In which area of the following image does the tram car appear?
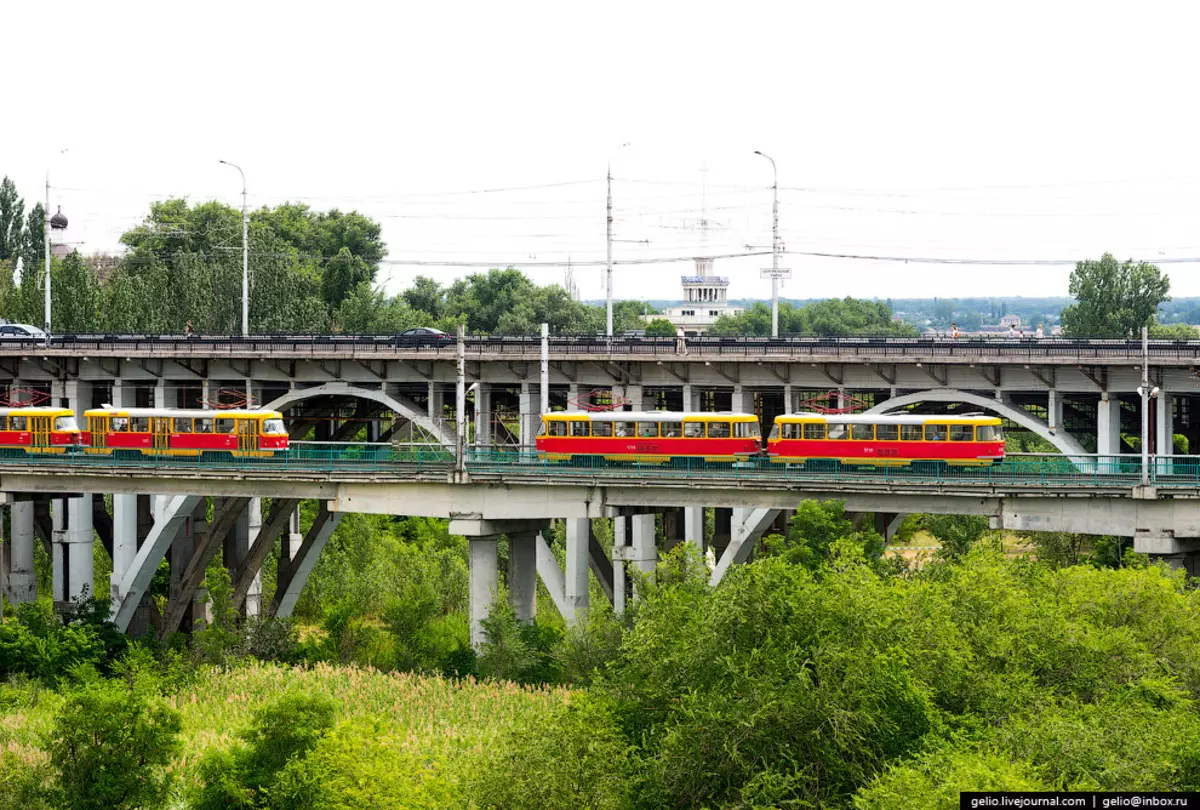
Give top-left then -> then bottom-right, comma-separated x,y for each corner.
0,407 -> 86,453
83,407 -> 289,458
768,414 -> 1004,467
537,411 -> 762,463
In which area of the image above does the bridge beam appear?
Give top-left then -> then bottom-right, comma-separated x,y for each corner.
710,508 -> 782,586
232,498 -> 301,612
112,494 -> 203,633
158,497 -> 249,638
270,503 -> 342,618
3,502 -> 36,604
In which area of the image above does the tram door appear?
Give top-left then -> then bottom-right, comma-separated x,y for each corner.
151,417 -> 171,453
29,416 -> 51,450
88,416 -> 106,450
238,418 -> 258,454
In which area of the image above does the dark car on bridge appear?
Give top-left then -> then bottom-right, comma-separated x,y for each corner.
395,327 -> 453,347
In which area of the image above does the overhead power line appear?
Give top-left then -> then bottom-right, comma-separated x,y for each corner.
787,250 -> 1200,266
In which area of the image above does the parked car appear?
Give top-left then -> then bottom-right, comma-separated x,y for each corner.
395,327 -> 453,347
0,323 -> 47,339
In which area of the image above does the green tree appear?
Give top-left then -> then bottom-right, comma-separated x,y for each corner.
477,592 -> 535,681
321,248 -> 372,310
0,176 -> 25,262
764,499 -> 884,570
401,275 -> 445,319
1061,253 -> 1171,338
1149,321 -> 1198,339
46,679 -> 182,810
926,514 -> 990,561
643,318 -> 677,337
19,202 -> 45,281
52,251 -> 100,332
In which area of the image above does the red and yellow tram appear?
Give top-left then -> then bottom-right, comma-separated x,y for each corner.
768,414 -> 1004,466
0,407 -> 85,453
537,411 -> 761,463
84,408 -> 289,458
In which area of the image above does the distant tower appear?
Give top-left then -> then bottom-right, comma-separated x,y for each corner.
49,207 -> 69,260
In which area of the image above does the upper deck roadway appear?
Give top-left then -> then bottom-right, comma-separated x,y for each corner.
4,333 -> 1200,366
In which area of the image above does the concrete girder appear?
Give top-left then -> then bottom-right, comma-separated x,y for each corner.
864,388 -> 1088,458
709,508 -> 782,586
534,532 -> 571,619
111,494 -> 203,632
265,382 -> 455,448
159,497 -> 250,638
231,498 -> 301,611
270,504 -> 342,618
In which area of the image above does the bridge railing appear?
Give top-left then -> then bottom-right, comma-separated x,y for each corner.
3,445 -> 1199,488
6,333 -> 1200,361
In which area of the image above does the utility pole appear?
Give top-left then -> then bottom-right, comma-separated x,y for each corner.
219,160 -> 249,337
43,172 -> 50,336
1139,325 -> 1150,486
606,143 -> 630,338
754,151 -> 784,338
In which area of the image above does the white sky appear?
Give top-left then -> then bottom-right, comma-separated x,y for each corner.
4,1 -> 1200,303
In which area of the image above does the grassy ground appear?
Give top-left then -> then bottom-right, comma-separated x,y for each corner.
0,661 -> 570,802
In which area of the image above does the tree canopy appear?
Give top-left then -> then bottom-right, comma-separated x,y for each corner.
1060,253 -> 1170,338
708,298 -> 916,337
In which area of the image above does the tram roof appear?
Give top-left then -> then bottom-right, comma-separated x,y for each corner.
546,411 -> 755,422
779,413 -> 1001,424
83,407 -> 282,419
0,407 -> 73,415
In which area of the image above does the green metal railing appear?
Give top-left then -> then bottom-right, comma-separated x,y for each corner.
2,444 -> 1199,489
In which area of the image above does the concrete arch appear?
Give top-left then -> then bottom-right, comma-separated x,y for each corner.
863,388 -> 1087,458
265,383 -> 455,447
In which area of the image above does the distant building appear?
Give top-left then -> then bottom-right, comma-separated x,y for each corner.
649,257 -> 744,336
999,314 -> 1022,329
49,207 -> 70,260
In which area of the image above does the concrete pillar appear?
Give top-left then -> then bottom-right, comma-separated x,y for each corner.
684,507 -> 704,551
1157,393 -> 1175,457
713,507 -> 733,556
783,384 -> 794,415
8,502 -> 35,603
566,384 -> 581,411
624,384 -> 644,412
286,508 -> 303,560
224,499 -> 262,617
732,385 -> 753,414
1047,389 -> 1062,435
508,532 -> 537,623
427,382 -> 445,424
52,504 -> 64,602
153,382 -> 168,523
565,519 -> 590,624
662,508 -> 683,551
54,496 -> 94,604
682,384 -> 698,412
612,516 -> 628,616
111,488 -> 138,605
474,384 -> 491,448
1097,393 -> 1121,457
469,536 -> 499,647
519,382 -> 541,448
631,514 -> 656,578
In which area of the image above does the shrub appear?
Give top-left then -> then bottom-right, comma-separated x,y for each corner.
46,678 -> 182,810
854,747 -> 1049,809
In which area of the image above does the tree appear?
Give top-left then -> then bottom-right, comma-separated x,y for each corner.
47,679 -> 182,810
926,514 -> 989,561
1060,253 -> 1170,338
0,177 -> 24,262
52,251 -> 99,332
644,318 -> 678,337
321,248 -> 372,310
402,275 -> 445,320
20,202 -> 44,275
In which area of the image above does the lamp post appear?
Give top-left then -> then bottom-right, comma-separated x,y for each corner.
606,142 -> 631,338
219,160 -> 249,337
44,148 -> 67,338
753,151 -> 781,338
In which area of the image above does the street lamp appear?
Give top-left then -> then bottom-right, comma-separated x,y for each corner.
606,142 -> 631,338
753,150 -> 781,338
44,148 -> 68,339
219,160 -> 249,337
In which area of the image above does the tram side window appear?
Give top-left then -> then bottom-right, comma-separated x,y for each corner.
9,416 -> 26,430
734,422 -> 757,438
803,423 -> 825,440
132,417 -> 150,432
173,418 -> 193,433
196,418 -> 213,434
662,422 -> 682,438
900,425 -> 923,441
950,425 -> 974,442
925,424 -> 947,442
828,423 -> 848,440
592,421 -> 613,437
547,421 -> 567,437
977,425 -> 1000,441
851,423 -> 874,441
570,421 -> 589,438
683,422 -> 702,438
637,422 -> 659,438
614,422 -> 635,438
111,417 -> 129,433
215,418 -> 234,434
876,424 -> 899,441
707,421 -> 731,438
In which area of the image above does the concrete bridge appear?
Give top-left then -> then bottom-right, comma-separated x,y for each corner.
4,333 -> 1200,644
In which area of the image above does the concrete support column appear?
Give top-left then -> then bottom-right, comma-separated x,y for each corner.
1157,393 -> 1175,457
623,384 -> 644,412
631,514 -> 656,579
564,519 -> 590,624
54,496 -> 94,604
52,505 -> 64,602
474,384 -> 491,448
427,382 -> 445,425
566,384 -> 581,411
111,490 -> 138,606
713,508 -> 732,555
684,507 -> 704,551
1097,393 -> 1120,456
8,502 -> 35,604
285,508 -> 303,560
612,516 -> 628,616
662,508 -> 683,551
682,384 -> 698,412
519,382 -> 541,449
469,536 -> 499,648
783,384 -> 794,414
1047,389 -> 1062,435
508,532 -> 537,623
224,499 -> 262,617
